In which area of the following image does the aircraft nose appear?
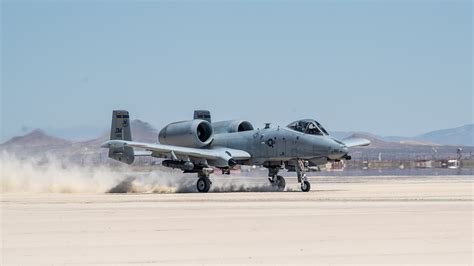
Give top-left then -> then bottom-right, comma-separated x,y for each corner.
333,146 -> 347,156
327,141 -> 348,160
342,145 -> 348,154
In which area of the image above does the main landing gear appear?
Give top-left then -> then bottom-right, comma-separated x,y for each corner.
196,168 -> 213,193
267,167 -> 286,191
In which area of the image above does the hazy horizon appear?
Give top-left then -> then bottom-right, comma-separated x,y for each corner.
2,1 -> 472,142
4,116 -> 473,144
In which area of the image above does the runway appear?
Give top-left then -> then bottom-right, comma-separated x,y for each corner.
1,175 -> 473,265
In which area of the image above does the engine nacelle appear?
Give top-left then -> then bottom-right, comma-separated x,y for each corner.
159,120 -> 214,148
212,120 -> 254,134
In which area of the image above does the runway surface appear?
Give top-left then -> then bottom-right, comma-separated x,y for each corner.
1,175 -> 473,265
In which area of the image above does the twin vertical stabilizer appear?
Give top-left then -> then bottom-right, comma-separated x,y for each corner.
193,110 -> 211,123
108,110 -> 134,164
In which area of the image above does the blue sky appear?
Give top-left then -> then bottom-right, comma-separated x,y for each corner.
1,1 -> 472,141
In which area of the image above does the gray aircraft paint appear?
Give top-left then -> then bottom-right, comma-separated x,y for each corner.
101,110 -> 369,192
211,126 -> 343,165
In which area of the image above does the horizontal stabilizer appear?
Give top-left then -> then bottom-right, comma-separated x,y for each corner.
342,138 -> 371,148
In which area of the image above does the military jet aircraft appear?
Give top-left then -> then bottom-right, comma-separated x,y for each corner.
101,110 -> 370,192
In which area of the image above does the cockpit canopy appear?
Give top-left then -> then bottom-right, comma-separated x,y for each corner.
287,119 -> 329,136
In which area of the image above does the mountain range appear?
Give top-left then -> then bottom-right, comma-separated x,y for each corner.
0,120 -> 158,164
331,124 -> 473,147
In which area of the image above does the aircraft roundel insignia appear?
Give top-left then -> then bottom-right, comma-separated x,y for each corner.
266,138 -> 275,148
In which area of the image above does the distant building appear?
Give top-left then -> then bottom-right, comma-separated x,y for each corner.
415,160 -> 432,168
436,159 -> 460,169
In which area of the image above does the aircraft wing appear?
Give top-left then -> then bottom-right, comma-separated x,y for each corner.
101,140 -> 251,166
341,138 -> 371,148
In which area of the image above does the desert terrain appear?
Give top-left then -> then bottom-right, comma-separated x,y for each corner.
1,175 -> 473,265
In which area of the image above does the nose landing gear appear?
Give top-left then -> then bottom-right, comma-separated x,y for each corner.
301,180 -> 311,192
296,160 -> 311,192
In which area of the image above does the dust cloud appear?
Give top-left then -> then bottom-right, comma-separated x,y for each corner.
0,152 -> 123,193
0,152 -> 285,193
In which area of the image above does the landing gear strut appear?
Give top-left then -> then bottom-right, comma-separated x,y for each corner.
196,168 -> 212,193
267,167 -> 286,191
296,160 -> 311,192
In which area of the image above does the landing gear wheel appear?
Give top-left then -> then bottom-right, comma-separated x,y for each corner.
301,180 -> 311,192
197,177 -> 211,193
274,175 -> 286,191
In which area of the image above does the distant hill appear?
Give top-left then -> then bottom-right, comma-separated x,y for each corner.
342,132 -> 471,161
2,129 -> 71,147
332,124 -> 473,147
414,124 -> 473,146
0,120 -> 159,163
0,129 -> 73,158
130,119 -> 158,143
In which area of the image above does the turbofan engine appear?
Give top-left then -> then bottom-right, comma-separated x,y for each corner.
158,120 -> 214,148
212,120 -> 254,134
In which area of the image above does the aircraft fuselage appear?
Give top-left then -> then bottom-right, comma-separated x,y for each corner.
211,126 -> 348,166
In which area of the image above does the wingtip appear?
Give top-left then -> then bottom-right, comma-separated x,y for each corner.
100,141 -> 110,148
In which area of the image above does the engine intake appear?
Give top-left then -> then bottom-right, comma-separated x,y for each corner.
159,120 -> 213,148
212,120 -> 254,134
